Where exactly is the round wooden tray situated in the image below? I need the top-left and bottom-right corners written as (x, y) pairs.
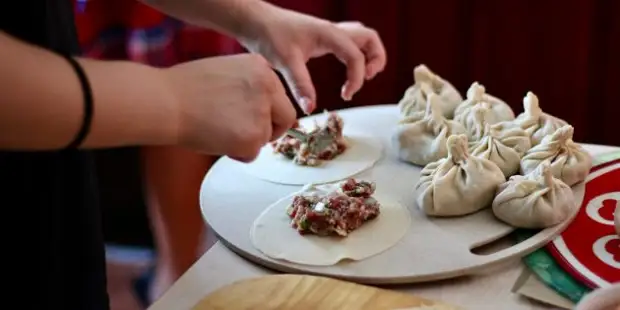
top-left (200, 105), bottom-right (589, 285)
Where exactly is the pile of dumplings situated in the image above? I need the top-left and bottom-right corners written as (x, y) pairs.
top-left (393, 64), bottom-right (594, 229)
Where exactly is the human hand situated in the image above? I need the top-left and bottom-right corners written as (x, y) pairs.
top-left (239, 3), bottom-right (387, 114)
top-left (162, 53), bottom-right (296, 162)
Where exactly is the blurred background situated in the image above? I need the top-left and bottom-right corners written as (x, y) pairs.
top-left (74, 0), bottom-right (619, 309)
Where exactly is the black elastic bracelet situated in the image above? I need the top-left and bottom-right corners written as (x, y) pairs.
top-left (58, 53), bottom-right (93, 149)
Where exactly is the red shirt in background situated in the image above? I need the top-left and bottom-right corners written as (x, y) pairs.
top-left (74, 0), bottom-right (242, 65)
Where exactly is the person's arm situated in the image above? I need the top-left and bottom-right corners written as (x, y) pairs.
top-left (140, 0), bottom-right (269, 41)
top-left (141, 0), bottom-right (387, 113)
top-left (0, 31), bottom-right (178, 150)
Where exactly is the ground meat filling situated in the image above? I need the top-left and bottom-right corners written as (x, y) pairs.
top-left (271, 112), bottom-right (347, 166)
top-left (286, 179), bottom-right (381, 237)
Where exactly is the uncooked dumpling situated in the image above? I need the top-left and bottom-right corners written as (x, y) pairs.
top-left (415, 134), bottom-right (506, 217)
top-left (468, 107), bottom-right (532, 177)
top-left (392, 93), bottom-right (467, 166)
top-left (398, 64), bottom-right (463, 119)
top-left (398, 79), bottom-right (433, 119)
top-left (465, 106), bottom-right (490, 143)
top-left (504, 91), bottom-right (569, 146)
top-left (492, 161), bottom-right (575, 229)
top-left (397, 110), bottom-right (427, 125)
top-left (454, 82), bottom-right (515, 130)
top-left (520, 125), bottom-right (592, 186)
top-left (485, 122), bottom-right (533, 157)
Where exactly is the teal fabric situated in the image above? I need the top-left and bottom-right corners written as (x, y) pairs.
top-left (516, 230), bottom-right (591, 303)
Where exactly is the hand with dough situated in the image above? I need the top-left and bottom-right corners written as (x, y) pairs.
top-left (415, 134), bottom-right (505, 217)
top-left (145, 0), bottom-right (387, 115)
top-left (232, 5), bottom-right (388, 113)
top-left (492, 161), bottom-right (575, 229)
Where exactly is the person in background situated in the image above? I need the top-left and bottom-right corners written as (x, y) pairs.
top-left (0, 0), bottom-right (385, 309)
top-left (74, 1), bottom-right (239, 305)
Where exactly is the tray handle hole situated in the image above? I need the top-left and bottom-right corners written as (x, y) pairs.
top-left (469, 232), bottom-right (516, 256)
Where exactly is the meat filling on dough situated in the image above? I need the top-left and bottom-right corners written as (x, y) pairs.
top-left (271, 112), bottom-right (347, 166)
top-left (286, 179), bottom-right (380, 236)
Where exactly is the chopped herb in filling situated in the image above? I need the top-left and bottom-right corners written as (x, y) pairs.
top-left (287, 179), bottom-right (380, 237)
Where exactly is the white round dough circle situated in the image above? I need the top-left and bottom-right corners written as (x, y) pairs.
top-left (250, 184), bottom-right (411, 266)
top-left (585, 192), bottom-right (620, 226)
top-left (243, 134), bottom-right (383, 185)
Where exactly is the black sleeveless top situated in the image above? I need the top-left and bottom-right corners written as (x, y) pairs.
top-left (0, 1), bottom-right (109, 309)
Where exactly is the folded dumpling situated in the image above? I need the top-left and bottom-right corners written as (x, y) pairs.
top-left (454, 82), bottom-right (515, 130)
top-left (504, 91), bottom-right (569, 146)
top-left (465, 106), bottom-right (490, 143)
top-left (398, 80), bottom-right (433, 119)
top-left (520, 125), bottom-right (592, 186)
top-left (397, 110), bottom-right (426, 125)
top-left (415, 134), bottom-right (506, 217)
top-left (469, 107), bottom-right (532, 177)
top-left (487, 122), bottom-right (532, 157)
top-left (392, 93), bottom-right (467, 166)
top-left (492, 161), bottom-right (575, 228)
top-left (398, 64), bottom-right (463, 119)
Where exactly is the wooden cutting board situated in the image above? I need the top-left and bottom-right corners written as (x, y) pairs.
top-left (192, 274), bottom-right (460, 310)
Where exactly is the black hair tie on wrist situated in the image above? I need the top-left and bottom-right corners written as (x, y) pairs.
top-left (58, 53), bottom-right (93, 149)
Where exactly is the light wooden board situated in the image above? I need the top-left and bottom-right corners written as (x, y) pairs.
top-left (192, 274), bottom-right (460, 310)
top-left (200, 105), bottom-right (592, 285)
